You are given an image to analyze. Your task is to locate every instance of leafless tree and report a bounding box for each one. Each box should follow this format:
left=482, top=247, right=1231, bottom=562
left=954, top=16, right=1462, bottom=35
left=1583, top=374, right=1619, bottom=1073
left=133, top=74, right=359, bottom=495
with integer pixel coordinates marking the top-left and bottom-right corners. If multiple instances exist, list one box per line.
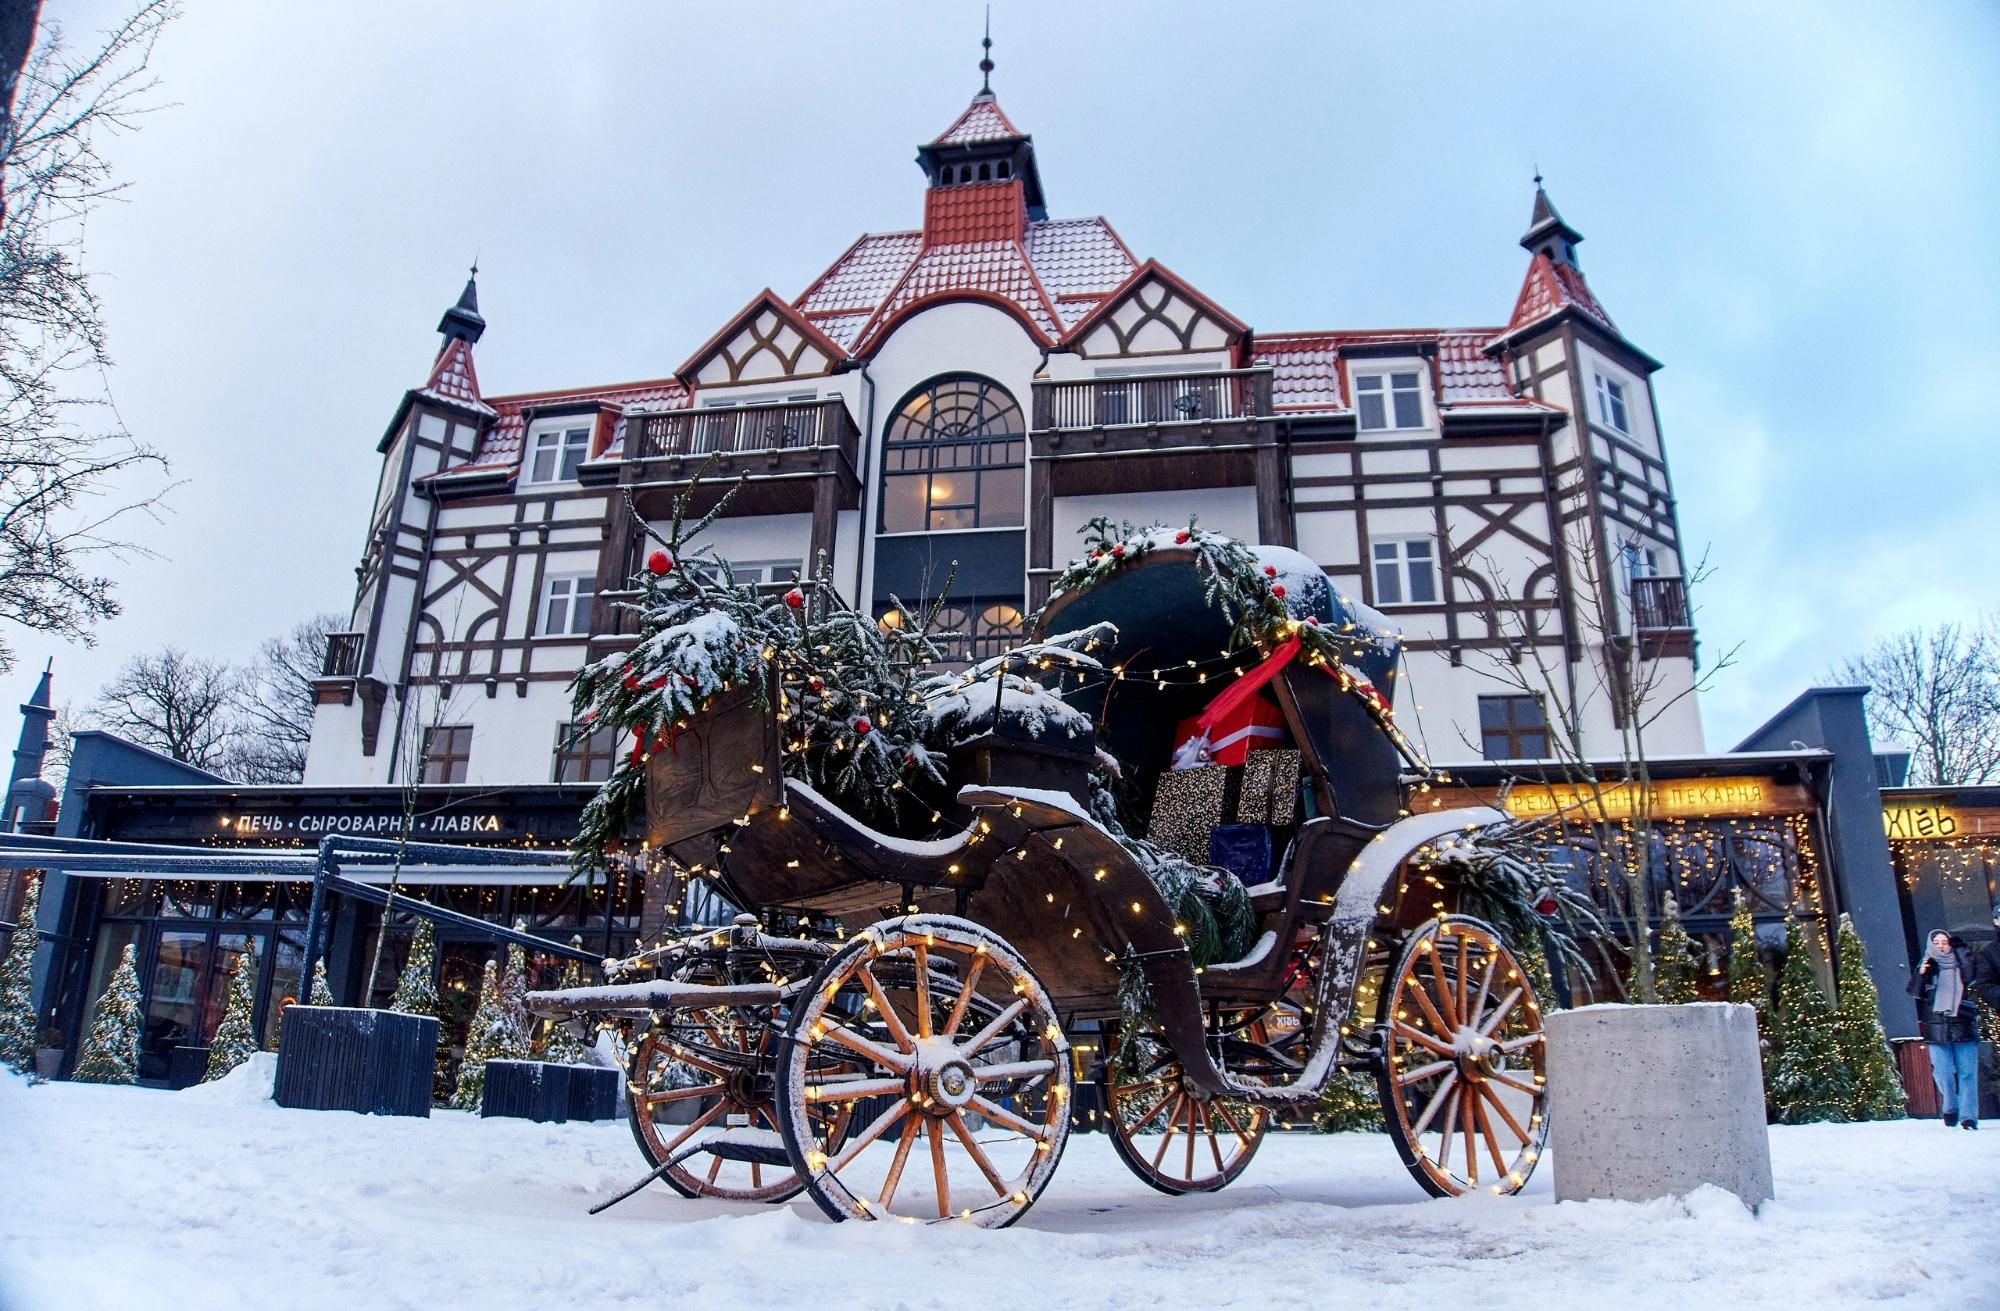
left=39, top=695, right=75, bottom=790
left=0, top=2, right=179, bottom=674
left=1834, top=614, right=2000, bottom=786
left=1463, top=534, right=1738, bottom=1002
left=229, top=612, right=342, bottom=783
left=90, top=645, right=237, bottom=770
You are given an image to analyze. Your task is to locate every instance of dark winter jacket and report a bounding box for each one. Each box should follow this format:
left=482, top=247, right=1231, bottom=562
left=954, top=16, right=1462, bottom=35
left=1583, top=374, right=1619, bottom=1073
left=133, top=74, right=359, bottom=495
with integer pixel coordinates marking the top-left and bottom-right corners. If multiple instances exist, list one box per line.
left=1973, top=936, right=2000, bottom=1013
left=1908, top=942, right=1982, bottom=1044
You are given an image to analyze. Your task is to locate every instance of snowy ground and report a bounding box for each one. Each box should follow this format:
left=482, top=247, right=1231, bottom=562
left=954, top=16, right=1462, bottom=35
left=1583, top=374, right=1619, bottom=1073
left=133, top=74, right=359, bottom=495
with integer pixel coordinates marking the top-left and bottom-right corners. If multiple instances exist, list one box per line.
left=2, top=1060, right=1991, bottom=1311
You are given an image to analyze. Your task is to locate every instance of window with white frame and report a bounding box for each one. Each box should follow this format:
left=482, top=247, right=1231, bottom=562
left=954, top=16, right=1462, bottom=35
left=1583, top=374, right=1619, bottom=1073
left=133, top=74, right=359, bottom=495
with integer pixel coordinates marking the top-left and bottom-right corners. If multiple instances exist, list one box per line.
left=1354, top=370, right=1424, bottom=430
left=527, top=423, right=592, bottom=483
left=688, top=559, right=801, bottom=588
left=1593, top=373, right=1630, bottom=435
left=1371, top=538, right=1438, bottom=605
left=540, top=574, right=596, bottom=636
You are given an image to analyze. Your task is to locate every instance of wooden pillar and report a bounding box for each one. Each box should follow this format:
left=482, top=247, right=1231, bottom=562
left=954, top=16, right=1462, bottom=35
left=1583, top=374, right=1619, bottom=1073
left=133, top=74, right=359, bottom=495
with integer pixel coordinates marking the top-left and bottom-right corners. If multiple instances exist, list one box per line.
left=1028, top=444, right=1054, bottom=609
left=809, top=471, right=839, bottom=581
left=1253, top=425, right=1292, bottom=548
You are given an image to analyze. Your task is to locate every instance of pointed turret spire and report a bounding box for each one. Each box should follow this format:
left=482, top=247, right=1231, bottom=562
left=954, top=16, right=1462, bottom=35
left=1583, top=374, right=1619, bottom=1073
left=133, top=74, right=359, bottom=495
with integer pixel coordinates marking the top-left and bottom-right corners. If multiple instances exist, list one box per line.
left=979, top=8, right=994, bottom=94
left=437, top=262, right=486, bottom=345
left=11, top=660, right=53, bottom=787
left=1520, top=175, right=1585, bottom=268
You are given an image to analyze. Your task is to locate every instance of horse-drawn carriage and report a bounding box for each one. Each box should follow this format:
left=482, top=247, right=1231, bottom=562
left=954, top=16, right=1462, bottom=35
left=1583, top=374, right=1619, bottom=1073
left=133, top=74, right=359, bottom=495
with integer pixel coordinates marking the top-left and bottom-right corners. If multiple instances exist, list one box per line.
left=528, top=533, right=1551, bottom=1227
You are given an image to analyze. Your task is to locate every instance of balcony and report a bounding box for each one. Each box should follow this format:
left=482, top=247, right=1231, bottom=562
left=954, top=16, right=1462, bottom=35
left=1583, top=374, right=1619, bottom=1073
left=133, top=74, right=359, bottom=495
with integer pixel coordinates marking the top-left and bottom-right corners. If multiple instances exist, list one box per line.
left=1029, top=368, right=1277, bottom=497
left=1626, top=575, right=1695, bottom=660
left=622, top=398, right=861, bottom=518
left=321, top=632, right=365, bottom=678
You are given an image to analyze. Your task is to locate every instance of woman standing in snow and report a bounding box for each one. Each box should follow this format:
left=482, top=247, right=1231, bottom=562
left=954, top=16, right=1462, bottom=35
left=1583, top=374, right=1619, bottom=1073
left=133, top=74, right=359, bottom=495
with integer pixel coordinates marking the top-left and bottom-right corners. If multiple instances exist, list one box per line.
left=1909, top=929, right=1982, bottom=1129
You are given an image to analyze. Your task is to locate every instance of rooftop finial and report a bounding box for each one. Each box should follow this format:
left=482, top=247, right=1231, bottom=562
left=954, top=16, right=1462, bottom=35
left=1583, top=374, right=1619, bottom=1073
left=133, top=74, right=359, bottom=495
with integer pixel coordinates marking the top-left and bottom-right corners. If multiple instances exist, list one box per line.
left=979, top=7, right=994, bottom=94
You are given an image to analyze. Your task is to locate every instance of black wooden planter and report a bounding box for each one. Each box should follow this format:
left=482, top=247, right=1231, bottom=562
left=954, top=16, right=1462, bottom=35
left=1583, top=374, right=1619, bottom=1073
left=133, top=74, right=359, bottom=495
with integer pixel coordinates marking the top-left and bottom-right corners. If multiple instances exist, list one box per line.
left=480, top=1059, right=620, bottom=1124
left=274, top=1006, right=439, bottom=1117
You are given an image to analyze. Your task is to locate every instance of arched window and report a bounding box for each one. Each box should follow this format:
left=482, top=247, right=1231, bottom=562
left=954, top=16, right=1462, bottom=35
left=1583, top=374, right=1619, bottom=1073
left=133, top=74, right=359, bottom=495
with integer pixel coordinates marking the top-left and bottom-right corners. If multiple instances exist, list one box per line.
left=879, top=375, right=1025, bottom=533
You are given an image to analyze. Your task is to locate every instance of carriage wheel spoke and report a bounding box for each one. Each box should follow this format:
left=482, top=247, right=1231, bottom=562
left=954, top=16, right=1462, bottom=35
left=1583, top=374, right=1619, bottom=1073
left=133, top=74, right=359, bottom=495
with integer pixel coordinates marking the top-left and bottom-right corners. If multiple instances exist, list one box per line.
left=1436, top=1079, right=1461, bottom=1174
left=641, top=1081, right=725, bottom=1106
left=1432, top=956, right=1461, bottom=1031
left=1479, top=988, right=1524, bottom=1038
left=913, top=943, right=933, bottom=1040
left=1463, top=1086, right=1482, bottom=1184
left=1397, top=1057, right=1454, bottom=1086
left=1200, top=1101, right=1225, bottom=1173
left=818, top=1019, right=912, bottom=1072
left=830, top=1099, right=909, bottom=1173
left=1471, top=953, right=1497, bottom=1027
left=706, top=1154, right=723, bottom=1185
left=878, top=1114, right=921, bottom=1209
left=1409, top=1069, right=1458, bottom=1138
left=1477, top=1088, right=1509, bottom=1176
left=1476, top=1080, right=1531, bottom=1146
left=946, top=1111, right=1009, bottom=1197
left=927, top=1118, right=951, bottom=1219
left=1151, top=1096, right=1184, bottom=1169
left=661, top=1099, right=729, bottom=1156
left=1403, top=971, right=1454, bottom=1039
left=1497, top=1032, right=1543, bottom=1053
left=663, top=1047, right=737, bottom=1080
left=968, top=1093, right=1049, bottom=1141
left=1184, top=1098, right=1198, bottom=1178
left=1488, top=1069, right=1540, bottom=1097
left=941, top=956, right=985, bottom=1036
left=960, top=999, right=1028, bottom=1056
left=857, top=964, right=915, bottom=1053
left=970, top=1058, right=1055, bottom=1086
left=1455, top=934, right=1471, bottom=1027
left=1126, top=1088, right=1179, bottom=1134
left=806, top=1076, right=908, bottom=1103
left=1212, top=1099, right=1260, bottom=1150
left=1392, top=1020, right=1455, bottom=1057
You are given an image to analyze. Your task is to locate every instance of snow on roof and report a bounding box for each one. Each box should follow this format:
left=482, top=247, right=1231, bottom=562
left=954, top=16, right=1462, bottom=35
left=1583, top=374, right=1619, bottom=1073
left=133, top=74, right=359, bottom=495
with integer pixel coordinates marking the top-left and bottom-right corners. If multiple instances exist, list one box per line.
left=420, top=337, right=491, bottom=414
left=1493, top=253, right=1616, bottom=344
left=1251, top=330, right=1540, bottom=414
left=798, top=232, right=923, bottom=315
left=465, top=378, right=688, bottom=471
left=931, top=94, right=1025, bottom=146
left=1024, top=218, right=1136, bottom=299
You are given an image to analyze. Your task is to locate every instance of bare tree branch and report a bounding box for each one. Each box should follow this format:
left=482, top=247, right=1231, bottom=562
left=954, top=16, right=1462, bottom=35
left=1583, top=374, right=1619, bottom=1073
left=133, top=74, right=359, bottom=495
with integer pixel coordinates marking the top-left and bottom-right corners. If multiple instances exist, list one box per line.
left=90, top=645, right=237, bottom=770
left=1833, top=613, right=2000, bottom=786
left=228, top=612, right=342, bottom=783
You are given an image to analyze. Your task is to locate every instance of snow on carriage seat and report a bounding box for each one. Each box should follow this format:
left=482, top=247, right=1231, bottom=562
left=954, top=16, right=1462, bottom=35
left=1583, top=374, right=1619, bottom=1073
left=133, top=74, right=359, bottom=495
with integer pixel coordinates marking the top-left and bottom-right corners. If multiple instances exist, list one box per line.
left=783, top=779, right=976, bottom=858
left=1246, top=542, right=1401, bottom=657
left=919, top=669, right=1095, bottom=745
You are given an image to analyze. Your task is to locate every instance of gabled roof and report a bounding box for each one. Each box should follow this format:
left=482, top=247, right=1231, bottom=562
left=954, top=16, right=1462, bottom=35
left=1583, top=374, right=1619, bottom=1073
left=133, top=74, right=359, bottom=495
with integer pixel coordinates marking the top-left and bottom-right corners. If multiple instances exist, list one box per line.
left=673, top=289, right=850, bottom=385
left=1250, top=329, right=1555, bottom=414
left=932, top=92, right=1024, bottom=147
left=1061, top=257, right=1249, bottom=348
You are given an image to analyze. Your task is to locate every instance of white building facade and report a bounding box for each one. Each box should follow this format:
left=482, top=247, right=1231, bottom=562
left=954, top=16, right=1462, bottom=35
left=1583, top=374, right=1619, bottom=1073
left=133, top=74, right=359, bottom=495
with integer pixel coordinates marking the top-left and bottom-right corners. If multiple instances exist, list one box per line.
left=305, top=85, right=1703, bottom=790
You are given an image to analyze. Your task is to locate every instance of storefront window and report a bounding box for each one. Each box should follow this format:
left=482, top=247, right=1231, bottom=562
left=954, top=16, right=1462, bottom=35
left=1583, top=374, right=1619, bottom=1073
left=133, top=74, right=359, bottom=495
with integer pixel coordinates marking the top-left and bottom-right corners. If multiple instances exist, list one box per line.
left=160, top=882, right=215, bottom=919
left=262, top=930, right=304, bottom=1049
left=143, top=930, right=209, bottom=1077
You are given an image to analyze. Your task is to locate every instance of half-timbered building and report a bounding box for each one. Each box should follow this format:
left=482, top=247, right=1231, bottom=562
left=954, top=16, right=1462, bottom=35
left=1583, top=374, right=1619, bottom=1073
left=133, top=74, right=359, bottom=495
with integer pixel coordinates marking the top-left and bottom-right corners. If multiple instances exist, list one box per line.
left=306, top=77, right=1703, bottom=790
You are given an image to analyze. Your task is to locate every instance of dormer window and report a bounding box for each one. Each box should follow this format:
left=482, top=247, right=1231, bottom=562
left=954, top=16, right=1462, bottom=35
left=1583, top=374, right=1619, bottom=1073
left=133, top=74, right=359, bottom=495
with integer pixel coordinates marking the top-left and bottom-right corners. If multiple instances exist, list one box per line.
left=1355, top=370, right=1423, bottom=430
left=527, top=423, right=591, bottom=483
left=1593, top=373, right=1630, bottom=435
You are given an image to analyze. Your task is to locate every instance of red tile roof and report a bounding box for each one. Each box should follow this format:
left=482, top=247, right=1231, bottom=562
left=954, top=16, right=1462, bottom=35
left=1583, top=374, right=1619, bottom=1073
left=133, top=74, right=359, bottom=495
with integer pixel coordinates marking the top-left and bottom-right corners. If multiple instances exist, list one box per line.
left=923, top=181, right=1028, bottom=245
left=465, top=378, right=688, bottom=471
left=416, top=337, right=492, bottom=415
left=1251, top=330, right=1549, bottom=414
left=932, top=94, right=1024, bottom=146
left=1497, top=253, right=1615, bottom=342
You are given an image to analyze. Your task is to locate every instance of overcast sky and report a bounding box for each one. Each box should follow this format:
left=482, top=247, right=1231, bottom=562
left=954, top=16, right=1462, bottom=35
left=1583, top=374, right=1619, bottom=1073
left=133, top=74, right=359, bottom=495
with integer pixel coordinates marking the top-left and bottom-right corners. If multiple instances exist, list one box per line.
left=16, top=1, right=1999, bottom=752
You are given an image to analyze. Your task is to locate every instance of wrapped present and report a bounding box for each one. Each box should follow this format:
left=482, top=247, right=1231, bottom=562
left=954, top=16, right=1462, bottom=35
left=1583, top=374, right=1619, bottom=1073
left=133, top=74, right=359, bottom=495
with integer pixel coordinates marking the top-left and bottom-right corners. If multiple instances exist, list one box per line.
left=1208, top=823, right=1274, bottom=886
left=1171, top=696, right=1288, bottom=770
left=1236, top=749, right=1302, bottom=826
left=1146, top=765, right=1228, bottom=866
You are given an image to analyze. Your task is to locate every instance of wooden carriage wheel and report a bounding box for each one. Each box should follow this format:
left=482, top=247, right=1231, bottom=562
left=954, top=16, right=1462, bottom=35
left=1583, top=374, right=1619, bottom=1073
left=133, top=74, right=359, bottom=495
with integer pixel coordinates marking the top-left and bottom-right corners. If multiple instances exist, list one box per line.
left=776, top=916, right=1072, bottom=1227
left=628, top=1009, right=849, bottom=1204
left=1374, top=916, right=1549, bottom=1198
left=1102, top=1022, right=1268, bottom=1194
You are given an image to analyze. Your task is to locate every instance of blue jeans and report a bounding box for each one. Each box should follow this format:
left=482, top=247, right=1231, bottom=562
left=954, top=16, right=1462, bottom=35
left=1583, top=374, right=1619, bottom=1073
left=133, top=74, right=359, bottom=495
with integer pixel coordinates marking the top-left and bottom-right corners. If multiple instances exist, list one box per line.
left=1927, top=1040, right=1980, bottom=1120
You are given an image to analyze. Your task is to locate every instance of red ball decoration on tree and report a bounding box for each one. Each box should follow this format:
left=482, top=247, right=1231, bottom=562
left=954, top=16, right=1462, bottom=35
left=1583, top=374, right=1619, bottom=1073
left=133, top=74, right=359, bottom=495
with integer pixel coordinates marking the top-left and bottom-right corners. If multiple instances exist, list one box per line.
left=783, top=587, right=805, bottom=609
left=1271, top=584, right=1285, bottom=599
left=1533, top=889, right=1560, bottom=917
left=853, top=716, right=873, bottom=736
left=1174, top=530, right=1190, bottom=544
left=646, top=550, right=674, bottom=576
left=807, top=676, right=824, bottom=694
left=1263, top=564, right=1278, bottom=577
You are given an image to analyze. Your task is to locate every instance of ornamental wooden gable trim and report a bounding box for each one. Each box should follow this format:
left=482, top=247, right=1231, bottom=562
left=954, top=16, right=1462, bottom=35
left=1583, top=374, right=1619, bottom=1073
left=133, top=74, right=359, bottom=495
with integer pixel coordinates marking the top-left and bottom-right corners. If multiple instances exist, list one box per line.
left=676, top=290, right=848, bottom=388
left=1065, top=260, right=1248, bottom=359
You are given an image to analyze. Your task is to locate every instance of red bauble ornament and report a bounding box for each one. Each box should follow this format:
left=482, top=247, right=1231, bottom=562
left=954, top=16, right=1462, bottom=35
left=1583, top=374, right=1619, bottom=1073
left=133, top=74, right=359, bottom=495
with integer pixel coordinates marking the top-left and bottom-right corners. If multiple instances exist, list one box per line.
left=808, top=677, right=824, bottom=694
left=784, top=587, right=805, bottom=609
left=646, top=550, right=674, bottom=575
left=1263, top=564, right=1278, bottom=577
left=650, top=676, right=667, bottom=689
left=622, top=673, right=640, bottom=691
left=1174, top=530, right=1190, bottom=544
left=1305, top=615, right=1319, bottom=627
left=853, top=716, right=873, bottom=735
left=902, top=756, right=917, bottom=771
left=1534, top=890, right=1560, bottom=917
left=1111, top=543, right=1125, bottom=558
left=1271, top=584, right=1285, bottom=599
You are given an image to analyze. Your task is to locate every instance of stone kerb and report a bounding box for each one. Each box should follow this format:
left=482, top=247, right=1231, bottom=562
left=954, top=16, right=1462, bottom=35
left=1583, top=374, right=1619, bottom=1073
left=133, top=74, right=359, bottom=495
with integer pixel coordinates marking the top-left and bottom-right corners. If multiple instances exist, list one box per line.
left=1546, top=1001, right=1773, bottom=1207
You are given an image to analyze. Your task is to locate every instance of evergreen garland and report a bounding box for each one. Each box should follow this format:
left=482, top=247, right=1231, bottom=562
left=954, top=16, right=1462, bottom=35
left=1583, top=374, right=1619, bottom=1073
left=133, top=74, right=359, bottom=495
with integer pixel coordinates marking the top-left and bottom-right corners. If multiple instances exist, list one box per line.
left=1829, top=913, right=1906, bottom=1121
left=390, top=919, right=440, bottom=1017
left=1765, top=918, right=1853, bottom=1124
left=1423, top=820, right=1607, bottom=986
left=1652, top=891, right=1701, bottom=1005
left=72, top=944, right=142, bottom=1084
left=0, top=874, right=42, bottom=1075
left=203, top=942, right=261, bottom=1082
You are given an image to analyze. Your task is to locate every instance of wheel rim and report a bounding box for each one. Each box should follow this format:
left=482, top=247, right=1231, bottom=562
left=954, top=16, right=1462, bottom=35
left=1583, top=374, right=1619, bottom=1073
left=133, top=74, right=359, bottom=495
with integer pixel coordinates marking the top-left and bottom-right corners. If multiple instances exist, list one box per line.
left=778, top=916, right=1071, bottom=1226
left=630, top=1010, right=845, bottom=1203
left=1377, top=917, right=1548, bottom=1197
left=1104, top=1024, right=1267, bottom=1194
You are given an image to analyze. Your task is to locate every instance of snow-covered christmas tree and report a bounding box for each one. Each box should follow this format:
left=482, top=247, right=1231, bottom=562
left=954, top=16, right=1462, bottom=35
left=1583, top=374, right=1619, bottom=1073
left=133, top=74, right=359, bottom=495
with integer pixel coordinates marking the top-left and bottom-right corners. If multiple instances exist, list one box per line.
left=72, top=943, right=142, bottom=1084
left=1829, top=913, right=1905, bottom=1121
left=390, top=919, right=439, bottom=1017
left=452, top=952, right=530, bottom=1110
left=534, top=938, right=593, bottom=1065
left=1766, top=917, right=1853, bottom=1124
left=308, top=958, right=334, bottom=1007
left=1725, top=890, right=1777, bottom=1107
left=1314, top=1069, right=1382, bottom=1132
left=0, top=874, right=43, bottom=1075
left=1652, top=891, right=1701, bottom=1004
left=203, top=942, right=261, bottom=1082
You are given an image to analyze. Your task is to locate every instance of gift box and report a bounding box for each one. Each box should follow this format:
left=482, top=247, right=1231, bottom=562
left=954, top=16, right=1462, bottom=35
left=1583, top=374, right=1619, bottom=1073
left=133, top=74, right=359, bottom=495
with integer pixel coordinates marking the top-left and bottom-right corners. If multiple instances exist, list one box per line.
left=1146, top=765, right=1229, bottom=866
left=1171, top=696, right=1288, bottom=770
left=1208, top=823, right=1274, bottom=886
left=1237, top=749, right=1302, bottom=826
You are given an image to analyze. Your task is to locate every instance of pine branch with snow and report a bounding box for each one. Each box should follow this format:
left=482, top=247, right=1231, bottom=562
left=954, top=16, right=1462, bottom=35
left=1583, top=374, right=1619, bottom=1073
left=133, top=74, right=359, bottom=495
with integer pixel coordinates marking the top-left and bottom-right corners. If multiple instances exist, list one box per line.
left=0, top=874, right=42, bottom=1075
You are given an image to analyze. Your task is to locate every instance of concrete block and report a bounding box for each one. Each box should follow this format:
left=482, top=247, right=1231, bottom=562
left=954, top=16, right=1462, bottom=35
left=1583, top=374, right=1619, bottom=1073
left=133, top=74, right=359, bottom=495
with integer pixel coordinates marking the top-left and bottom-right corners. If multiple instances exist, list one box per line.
left=1546, top=1001, right=1772, bottom=1207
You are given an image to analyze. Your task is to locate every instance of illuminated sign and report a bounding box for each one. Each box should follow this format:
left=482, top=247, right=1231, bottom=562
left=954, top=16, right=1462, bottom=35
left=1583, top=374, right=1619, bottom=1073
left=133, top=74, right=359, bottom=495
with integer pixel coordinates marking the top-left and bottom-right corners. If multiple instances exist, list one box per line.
left=1882, top=806, right=1962, bottom=841
left=221, top=812, right=506, bottom=839
left=1493, top=776, right=1803, bottom=822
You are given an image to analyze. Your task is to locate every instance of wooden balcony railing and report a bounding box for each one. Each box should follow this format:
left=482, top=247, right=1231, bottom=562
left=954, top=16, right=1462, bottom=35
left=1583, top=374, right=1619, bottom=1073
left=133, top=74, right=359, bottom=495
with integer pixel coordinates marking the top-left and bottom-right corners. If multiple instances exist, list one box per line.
left=625, top=398, right=859, bottom=470
left=1031, top=368, right=1273, bottom=432
left=1631, top=575, right=1691, bottom=632
left=321, top=632, right=365, bottom=678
